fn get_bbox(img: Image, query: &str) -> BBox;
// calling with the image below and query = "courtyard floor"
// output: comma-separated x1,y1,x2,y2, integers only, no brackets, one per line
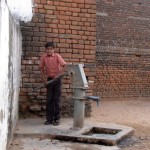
9,97,150,150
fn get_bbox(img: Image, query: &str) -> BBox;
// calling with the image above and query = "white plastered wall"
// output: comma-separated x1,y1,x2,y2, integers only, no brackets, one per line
0,1,10,149
0,0,33,149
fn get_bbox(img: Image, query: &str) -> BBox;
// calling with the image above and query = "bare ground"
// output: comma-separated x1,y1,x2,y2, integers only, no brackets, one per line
90,97,150,150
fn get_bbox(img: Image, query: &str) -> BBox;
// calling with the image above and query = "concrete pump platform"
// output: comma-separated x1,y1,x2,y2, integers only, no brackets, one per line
9,118,134,150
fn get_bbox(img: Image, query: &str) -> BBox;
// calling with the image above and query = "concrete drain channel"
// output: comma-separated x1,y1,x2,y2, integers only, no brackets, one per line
14,124,134,146
48,126,134,146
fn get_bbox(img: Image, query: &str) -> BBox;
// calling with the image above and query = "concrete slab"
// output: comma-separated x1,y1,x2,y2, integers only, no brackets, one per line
10,118,134,150
9,137,120,150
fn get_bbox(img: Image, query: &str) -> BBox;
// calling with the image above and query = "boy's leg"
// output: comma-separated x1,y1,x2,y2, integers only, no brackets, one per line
53,79,62,122
46,77,54,123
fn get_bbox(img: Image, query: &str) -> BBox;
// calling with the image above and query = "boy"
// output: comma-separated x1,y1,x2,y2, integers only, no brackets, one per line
39,42,67,125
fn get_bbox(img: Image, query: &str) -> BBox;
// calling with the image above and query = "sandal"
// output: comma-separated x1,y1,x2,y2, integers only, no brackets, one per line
53,120,60,126
44,121,53,125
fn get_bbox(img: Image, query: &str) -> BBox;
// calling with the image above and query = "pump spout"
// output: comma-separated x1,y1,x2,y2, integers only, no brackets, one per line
84,96,100,106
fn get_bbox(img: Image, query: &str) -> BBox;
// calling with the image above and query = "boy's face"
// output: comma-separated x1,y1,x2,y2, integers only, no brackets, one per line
46,46,54,56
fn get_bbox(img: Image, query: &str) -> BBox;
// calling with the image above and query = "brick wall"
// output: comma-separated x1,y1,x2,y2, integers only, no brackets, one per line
20,0,96,117
95,0,150,98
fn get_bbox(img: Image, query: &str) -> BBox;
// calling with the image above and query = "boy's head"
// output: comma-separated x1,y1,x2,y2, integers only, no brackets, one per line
45,42,55,49
45,42,55,56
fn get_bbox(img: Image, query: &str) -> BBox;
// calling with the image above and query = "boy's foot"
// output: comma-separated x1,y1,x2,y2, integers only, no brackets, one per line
44,121,53,125
53,120,60,126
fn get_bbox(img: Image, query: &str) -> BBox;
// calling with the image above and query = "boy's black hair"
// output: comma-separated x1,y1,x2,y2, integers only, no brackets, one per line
45,42,55,49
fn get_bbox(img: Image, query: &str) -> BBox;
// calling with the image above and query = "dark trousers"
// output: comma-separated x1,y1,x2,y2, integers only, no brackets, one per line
46,77,62,122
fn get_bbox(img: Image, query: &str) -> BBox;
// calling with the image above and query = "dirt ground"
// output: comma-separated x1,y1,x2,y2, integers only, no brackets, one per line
90,97,150,150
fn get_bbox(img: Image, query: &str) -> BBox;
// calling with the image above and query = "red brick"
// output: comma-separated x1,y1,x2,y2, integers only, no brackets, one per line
47,10,53,14
66,30,71,34
50,20,58,24
78,4,85,8
70,16,80,21
58,15,70,20
72,39,78,43
72,0,84,3
84,54,94,59
44,5,56,10
73,44,84,49
57,43,70,48
60,20,66,24
84,45,95,50
59,29,65,34
78,31,84,35
61,53,72,58
84,22,90,26
72,12,79,17
70,25,81,30
85,14,91,18
72,30,77,34
34,0,40,4
49,24,57,29
83,50,90,54
59,39,66,43
58,24,69,29
87,18,96,23
59,11,66,15
66,39,72,43
81,9,87,13
72,54,83,59
53,29,59,33
53,38,59,43
72,3,77,7
85,41,90,44
87,9,96,14
45,27,52,32
72,21,78,25
45,14,57,19
87,27,96,32
39,9,46,13
47,1,53,5
40,27,45,31
81,18,87,22
57,6,69,11
66,21,71,25
81,36,88,40
85,0,96,4
37,4,43,9
41,0,47,4
33,8,39,13
66,11,72,16
32,17,38,23
54,1,60,6
62,0,73,2
66,3,72,7
69,8,81,13
85,5,91,9
88,36,96,41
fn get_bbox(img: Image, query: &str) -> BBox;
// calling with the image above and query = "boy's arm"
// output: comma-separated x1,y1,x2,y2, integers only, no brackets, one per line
60,64,67,73
39,55,47,83
55,64,67,79
40,68,46,83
